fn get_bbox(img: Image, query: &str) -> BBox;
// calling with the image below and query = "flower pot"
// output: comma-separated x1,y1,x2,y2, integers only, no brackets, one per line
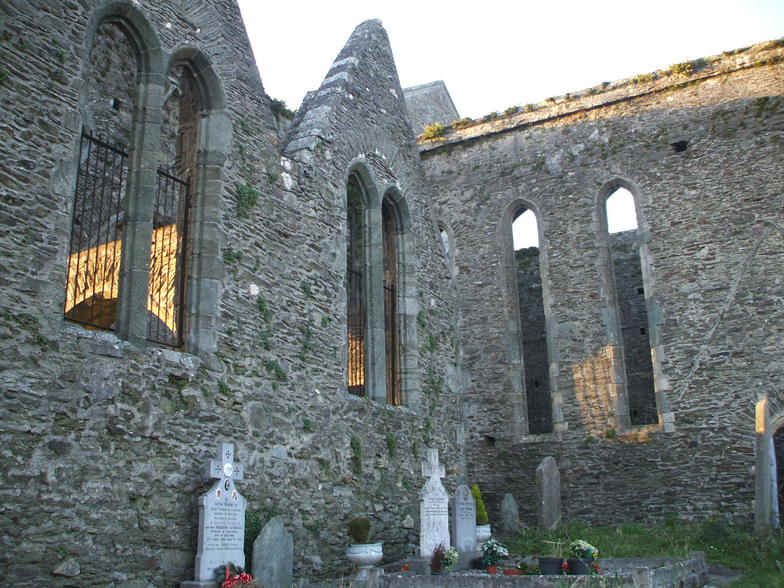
503,568,522,576
486,565,498,574
537,556,564,575
476,524,492,542
346,542,383,580
567,557,592,575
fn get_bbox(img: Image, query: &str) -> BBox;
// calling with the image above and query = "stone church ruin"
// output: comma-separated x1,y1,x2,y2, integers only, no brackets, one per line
0,0,782,585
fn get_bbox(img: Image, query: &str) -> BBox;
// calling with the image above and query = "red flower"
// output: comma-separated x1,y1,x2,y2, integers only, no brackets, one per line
591,562,602,574
561,561,569,574
220,566,254,588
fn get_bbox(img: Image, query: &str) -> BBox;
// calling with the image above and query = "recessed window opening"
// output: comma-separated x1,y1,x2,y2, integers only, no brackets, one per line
382,196,401,406
605,187,657,426
64,22,138,332
512,206,552,434
346,174,366,397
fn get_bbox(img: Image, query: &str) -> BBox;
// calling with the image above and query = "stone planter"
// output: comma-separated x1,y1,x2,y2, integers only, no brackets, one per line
476,524,492,543
346,542,383,580
567,557,593,575
537,556,565,575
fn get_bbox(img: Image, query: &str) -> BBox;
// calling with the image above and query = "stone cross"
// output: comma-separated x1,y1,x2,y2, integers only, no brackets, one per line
182,442,247,587
419,447,450,558
421,447,445,480
202,441,245,482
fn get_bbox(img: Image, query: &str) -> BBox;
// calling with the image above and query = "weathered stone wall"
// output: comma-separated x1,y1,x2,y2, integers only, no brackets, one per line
403,80,460,135
0,3,460,587
422,41,784,527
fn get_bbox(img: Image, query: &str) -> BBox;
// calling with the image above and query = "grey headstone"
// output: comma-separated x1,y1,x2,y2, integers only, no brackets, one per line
500,493,520,535
536,456,561,530
419,447,450,557
252,516,293,588
192,442,247,582
451,484,477,552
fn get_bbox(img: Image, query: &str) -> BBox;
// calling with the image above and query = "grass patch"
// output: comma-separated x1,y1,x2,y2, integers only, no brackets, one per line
505,519,784,585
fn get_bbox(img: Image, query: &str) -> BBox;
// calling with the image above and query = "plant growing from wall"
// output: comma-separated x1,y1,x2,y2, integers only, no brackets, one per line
269,97,296,119
350,436,363,475
256,294,271,322
422,122,446,140
263,359,287,381
235,183,260,217
471,484,490,525
385,432,397,457
223,248,242,264
451,117,474,129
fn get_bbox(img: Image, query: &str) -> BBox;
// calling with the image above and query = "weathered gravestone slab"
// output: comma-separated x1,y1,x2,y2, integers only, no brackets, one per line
181,442,246,588
451,483,476,552
252,516,293,588
500,493,520,535
536,456,561,530
419,447,450,558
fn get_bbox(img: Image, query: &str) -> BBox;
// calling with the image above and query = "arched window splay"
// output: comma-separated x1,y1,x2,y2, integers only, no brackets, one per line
346,174,367,396
64,22,139,331
65,9,226,357
512,207,552,434
147,64,200,347
604,186,658,426
383,196,401,406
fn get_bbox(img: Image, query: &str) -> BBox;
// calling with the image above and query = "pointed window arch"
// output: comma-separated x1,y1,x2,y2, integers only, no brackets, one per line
65,8,226,357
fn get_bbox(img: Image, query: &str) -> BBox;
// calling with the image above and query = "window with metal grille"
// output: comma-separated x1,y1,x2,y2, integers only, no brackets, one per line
147,168,190,347
382,197,401,406
64,131,127,330
346,174,366,396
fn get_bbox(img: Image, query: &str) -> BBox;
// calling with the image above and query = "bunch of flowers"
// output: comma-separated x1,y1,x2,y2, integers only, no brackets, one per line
570,540,599,560
481,538,509,566
216,564,253,588
443,546,459,569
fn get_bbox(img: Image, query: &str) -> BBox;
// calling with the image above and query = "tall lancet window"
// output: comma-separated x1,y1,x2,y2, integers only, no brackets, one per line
64,22,138,331
605,187,657,425
512,208,552,434
346,174,367,396
382,196,401,406
149,64,199,347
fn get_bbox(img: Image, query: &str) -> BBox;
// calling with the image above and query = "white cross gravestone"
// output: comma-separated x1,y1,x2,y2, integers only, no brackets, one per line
182,442,247,587
419,447,450,558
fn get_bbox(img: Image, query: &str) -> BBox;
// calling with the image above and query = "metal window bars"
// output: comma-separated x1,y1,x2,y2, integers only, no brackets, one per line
64,132,127,330
147,167,190,347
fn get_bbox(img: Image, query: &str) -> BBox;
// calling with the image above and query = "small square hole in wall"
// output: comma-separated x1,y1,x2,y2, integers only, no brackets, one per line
112,98,122,111
533,379,540,388
640,327,647,335
671,140,688,152
637,287,644,295
484,435,496,447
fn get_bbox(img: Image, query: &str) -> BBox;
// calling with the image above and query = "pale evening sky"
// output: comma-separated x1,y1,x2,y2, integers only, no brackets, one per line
236,0,783,120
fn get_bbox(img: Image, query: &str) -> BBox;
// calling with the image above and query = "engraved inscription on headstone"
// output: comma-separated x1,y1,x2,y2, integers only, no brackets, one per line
452,484,476,552
193,442,247,582
419,447,450,558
